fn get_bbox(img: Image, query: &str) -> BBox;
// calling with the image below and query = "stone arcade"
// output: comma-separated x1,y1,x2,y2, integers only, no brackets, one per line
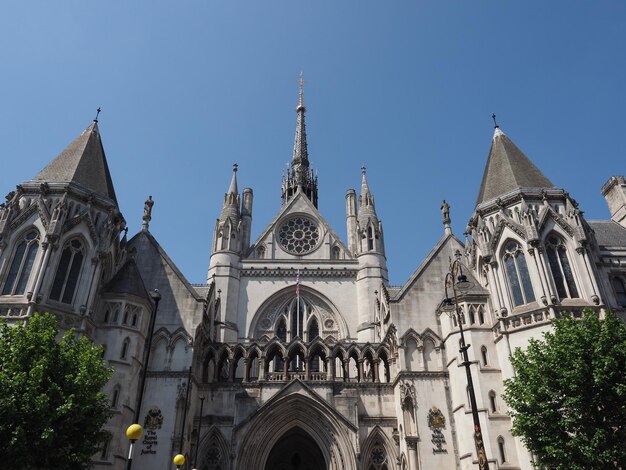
1,83,625,470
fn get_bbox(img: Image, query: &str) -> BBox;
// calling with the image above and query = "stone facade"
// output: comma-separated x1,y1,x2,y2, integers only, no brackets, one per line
1,91,625,470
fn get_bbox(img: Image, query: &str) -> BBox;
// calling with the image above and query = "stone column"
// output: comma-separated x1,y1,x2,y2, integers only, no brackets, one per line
243,358,249,383
406,437,419,469
283,356,289,379
259,355,266,381
373,359,380,383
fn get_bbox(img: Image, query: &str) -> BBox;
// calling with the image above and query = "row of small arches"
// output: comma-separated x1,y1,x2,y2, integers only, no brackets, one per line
202,339,394,383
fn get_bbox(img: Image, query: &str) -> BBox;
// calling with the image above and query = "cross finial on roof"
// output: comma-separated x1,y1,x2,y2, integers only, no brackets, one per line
233,163,238,172
492,113,499,129
361,165,366,175
94,107,101,123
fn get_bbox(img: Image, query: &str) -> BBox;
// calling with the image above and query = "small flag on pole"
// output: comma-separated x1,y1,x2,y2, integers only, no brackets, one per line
296,271,300,297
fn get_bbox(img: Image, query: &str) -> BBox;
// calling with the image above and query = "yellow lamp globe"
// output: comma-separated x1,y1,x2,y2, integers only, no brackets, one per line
126,424,144,441
173,454,186,467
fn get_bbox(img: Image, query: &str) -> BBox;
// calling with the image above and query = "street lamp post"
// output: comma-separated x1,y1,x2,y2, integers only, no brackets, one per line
440,251,490,470
125,288,162,470
193,396,205,470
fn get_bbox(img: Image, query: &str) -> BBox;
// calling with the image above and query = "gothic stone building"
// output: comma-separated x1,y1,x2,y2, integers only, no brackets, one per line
1,86,626,470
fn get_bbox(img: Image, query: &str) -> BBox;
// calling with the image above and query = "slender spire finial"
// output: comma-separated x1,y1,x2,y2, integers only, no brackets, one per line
361,165,366,176
233,163,238,173
492,113,499,129
298,72,305,111
94,107,101,123
142,195,154,232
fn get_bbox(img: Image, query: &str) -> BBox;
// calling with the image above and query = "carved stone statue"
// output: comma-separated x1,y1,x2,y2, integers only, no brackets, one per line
142,196,154,231
441,200,451,225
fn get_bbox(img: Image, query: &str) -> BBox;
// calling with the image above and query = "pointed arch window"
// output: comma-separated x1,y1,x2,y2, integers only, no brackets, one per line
613,278,626,307
498,436,507,463
480,346,489,367
50,239,84,304
502,241,535,306
308,317,319,341
546,235,579,299
256,245,266,259
367,226,374,251
120,338,130,360
489,390,497,413
111,386,120,408
478,306,485,324
469,307,476,325
2,230,39,295
276,317,287,342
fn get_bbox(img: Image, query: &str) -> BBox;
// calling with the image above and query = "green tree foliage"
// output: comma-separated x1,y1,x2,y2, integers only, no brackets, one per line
503,310,626,469
0,312,112,469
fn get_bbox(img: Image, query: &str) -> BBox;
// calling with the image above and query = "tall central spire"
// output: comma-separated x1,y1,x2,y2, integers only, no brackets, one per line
282,73,318,208
293,73,308,165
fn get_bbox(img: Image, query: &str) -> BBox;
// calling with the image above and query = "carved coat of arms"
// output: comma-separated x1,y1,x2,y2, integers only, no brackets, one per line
144,406,164,430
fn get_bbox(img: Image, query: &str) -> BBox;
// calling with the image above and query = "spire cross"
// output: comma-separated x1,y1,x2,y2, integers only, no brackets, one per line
233,163,238,172
361,166,366,175
94,107,101,123
492,113,499,129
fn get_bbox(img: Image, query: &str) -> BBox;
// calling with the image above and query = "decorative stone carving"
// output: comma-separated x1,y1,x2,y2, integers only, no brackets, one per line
427,406,447,454
144,406,164,430
399,381,416,409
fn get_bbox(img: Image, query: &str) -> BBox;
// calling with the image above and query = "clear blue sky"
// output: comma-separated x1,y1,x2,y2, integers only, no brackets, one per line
1,2,625,285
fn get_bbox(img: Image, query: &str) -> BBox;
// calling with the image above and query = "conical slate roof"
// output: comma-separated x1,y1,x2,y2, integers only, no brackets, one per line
32,122,118,204
103,258,150,301
475,127,554,206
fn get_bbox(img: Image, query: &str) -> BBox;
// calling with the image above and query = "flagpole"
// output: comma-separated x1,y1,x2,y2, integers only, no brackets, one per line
296,270,300,370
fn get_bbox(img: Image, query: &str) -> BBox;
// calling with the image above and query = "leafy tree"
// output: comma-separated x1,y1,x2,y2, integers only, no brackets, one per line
0,312,112,469
503,309,626,469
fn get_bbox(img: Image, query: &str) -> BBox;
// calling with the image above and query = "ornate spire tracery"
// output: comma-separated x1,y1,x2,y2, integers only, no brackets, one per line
282,73,318,208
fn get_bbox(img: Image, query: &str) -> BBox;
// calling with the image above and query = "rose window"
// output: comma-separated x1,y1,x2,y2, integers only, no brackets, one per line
278,216,320,255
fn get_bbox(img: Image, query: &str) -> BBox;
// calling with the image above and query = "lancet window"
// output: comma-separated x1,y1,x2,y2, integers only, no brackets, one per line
502,241,535,306
308,317,319,341
50,238,85,304
546,234,579,299
2,229,39,295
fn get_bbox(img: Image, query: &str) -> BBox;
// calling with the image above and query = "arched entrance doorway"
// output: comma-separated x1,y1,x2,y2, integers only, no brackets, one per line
265,427,326,470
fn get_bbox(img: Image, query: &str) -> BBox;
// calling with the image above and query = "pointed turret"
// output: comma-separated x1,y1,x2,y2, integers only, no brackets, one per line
32,121,118,204
358,167,377,223
356,167,384,255
354,166,387,342
281,74,319,208
475,126,554,207
214,164,242,253
219,164,241,223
